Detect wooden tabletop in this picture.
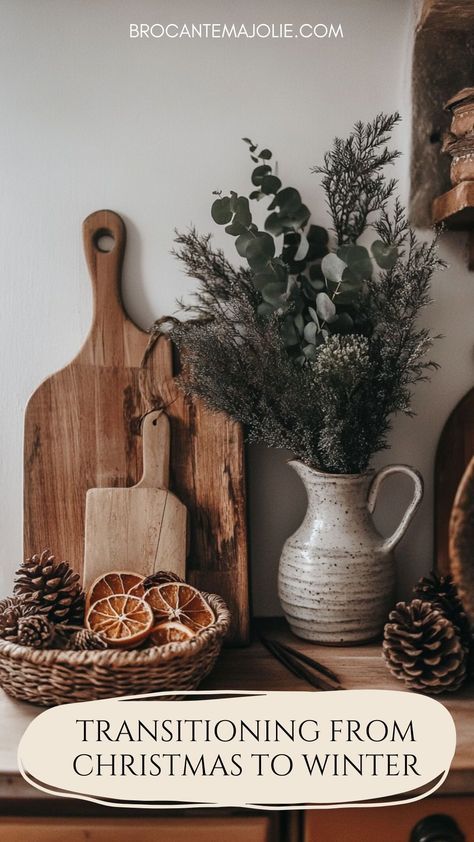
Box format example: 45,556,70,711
1,618,473,800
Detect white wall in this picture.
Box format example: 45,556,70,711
1,0,470,614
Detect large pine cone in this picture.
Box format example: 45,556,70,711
17,615,55,648
383,599,467,694
14,549,85,624
0,597,35,643
414,571,472,652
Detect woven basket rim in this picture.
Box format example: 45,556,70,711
0,591,230,668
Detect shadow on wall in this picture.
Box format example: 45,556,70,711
247,444,307,616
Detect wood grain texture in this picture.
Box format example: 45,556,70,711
434,387,474,575
0,817,274,842
449,455,474,621
24,210,249,643
305,797,473,842
432,182,474,228
84,411,187,587
418,0,474,31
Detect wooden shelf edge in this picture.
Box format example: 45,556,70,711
432,182,474,226
432,183,474,269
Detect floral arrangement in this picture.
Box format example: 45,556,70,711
163,114,443,474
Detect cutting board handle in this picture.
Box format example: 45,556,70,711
136,410,170,489
80,210,140,365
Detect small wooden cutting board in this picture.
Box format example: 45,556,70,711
83,410,187,589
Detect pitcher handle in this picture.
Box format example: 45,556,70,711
367,464,424,553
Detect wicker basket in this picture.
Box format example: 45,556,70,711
0,592,230,706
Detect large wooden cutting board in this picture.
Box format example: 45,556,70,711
24,209,249,643
434,386,474,574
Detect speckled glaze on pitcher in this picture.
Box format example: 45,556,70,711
278,462,423,645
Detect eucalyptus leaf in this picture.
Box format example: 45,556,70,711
306,225,329,260
235,231,255,258
268,187,302,214
234,196,252,227
371,240,399,270
316,291,337,322
251,164,272,186
225,220,246,236
211,197,232,225
294,233,309,261
265,212,285,237
303,321,318,344
261,174,282,195
259,148,272,160
253,270,280,291
307,276,325,291
337,244,372,281
321,253,347,285
294,313,305,336
246,233,275,269
308,306,319,324
303,344,319,360
262,281,287,306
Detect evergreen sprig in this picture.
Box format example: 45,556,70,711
165,115,443,474
312,113,401,245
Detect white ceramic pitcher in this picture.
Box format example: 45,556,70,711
278,462,424,645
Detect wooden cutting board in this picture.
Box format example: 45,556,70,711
24,209,249,643
435,386,474,574
84,410,187,589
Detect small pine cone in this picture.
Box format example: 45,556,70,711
143,570,184,590
413,571,472,651
383,599,467,695
17,614,55,648
66,629,107,651
14,549,85,624
0,597,35,643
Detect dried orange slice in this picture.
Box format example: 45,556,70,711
145,583,215,633
85,571,145,614
150,621,195,646
86,594,153,648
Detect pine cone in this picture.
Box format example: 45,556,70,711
414,571,472,651
143,570,184,590
14,549,85,624
17,615,55,648
66,629,107,651
383,599,467,694
0,597,35,643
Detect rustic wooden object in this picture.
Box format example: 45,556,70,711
434,387,474,575
432,182,474,270
23,210,249,643
418,0,474,31
0,817,275,842
84,410,187,588
410,3,473,228
449,455,474,621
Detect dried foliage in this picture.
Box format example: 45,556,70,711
167,116,444,474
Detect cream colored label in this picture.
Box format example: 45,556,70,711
18,690,455,809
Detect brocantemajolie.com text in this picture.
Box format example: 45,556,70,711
129,23,344,40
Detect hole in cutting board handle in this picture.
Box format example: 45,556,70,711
94,228,116,253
